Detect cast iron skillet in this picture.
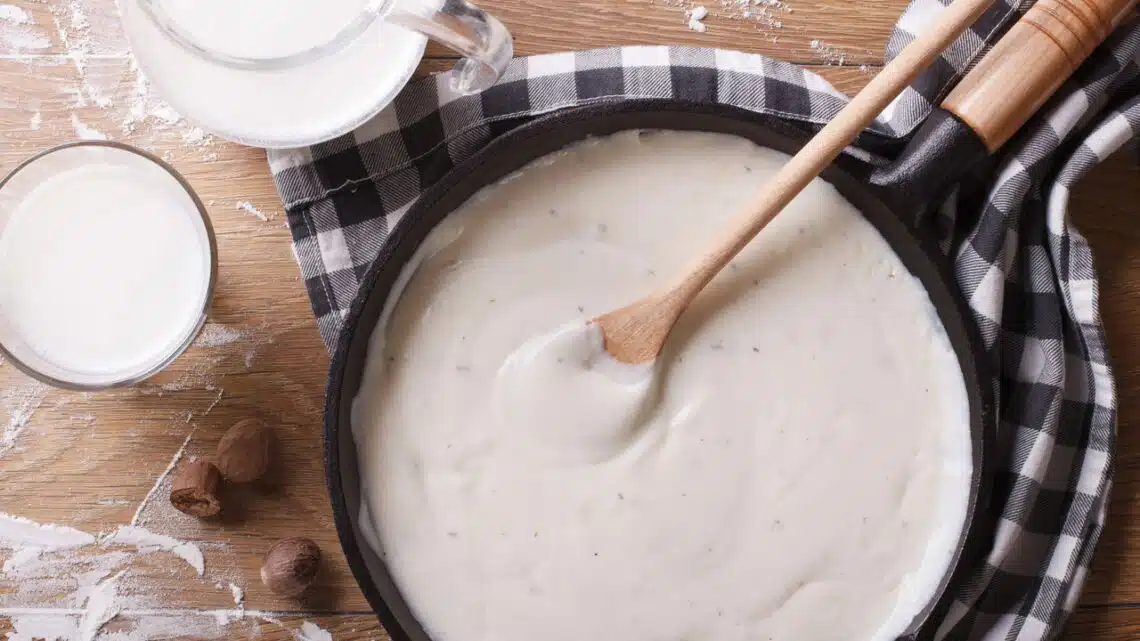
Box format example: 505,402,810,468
324,1,1123,636
325,97,996,641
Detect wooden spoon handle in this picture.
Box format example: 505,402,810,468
669,0,995,304
943,0,1139,152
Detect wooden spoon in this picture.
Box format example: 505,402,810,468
591,0,996,364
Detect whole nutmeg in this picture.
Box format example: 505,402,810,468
216,418,275,483
169,459,222,517
261,537,321,598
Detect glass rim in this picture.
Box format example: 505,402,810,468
0,140,219,391
135,0,389,71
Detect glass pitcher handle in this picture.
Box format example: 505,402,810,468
388,0,513,93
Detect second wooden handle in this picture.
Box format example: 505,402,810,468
942,0,1139,152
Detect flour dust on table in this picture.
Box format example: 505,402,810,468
354,131,973,641
0,508,339,641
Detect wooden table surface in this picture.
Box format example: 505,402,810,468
0,0,1137,639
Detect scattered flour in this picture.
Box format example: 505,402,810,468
236,201,270,222
0,4,31,25
0,512,96,551
0,3,50,52
3,0,221,159
810,38,849,65
77,570,126,641
295,621,334,641
686,5,708,32
1,381,50,457
229,583,244,609
100,526,205,576
71,112,108,140
181,126,209,145
190,322,274,370
0,509,249,640
659,0,791,38
196,324,251,348
129,428,196,526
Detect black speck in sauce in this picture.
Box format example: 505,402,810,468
745,166,752,172
752,346,759,353
456,365,471,372
711,341,724,350
597,223,608,233
447,531,458,537
549,208,558,216
489,298,497,303
618,492,624,500
577,305,584,313
752,279,760,286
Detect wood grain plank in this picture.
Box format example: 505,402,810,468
1066,605,1140,639
0,613,391,640
18,0,906,64
2,605,1138,640
1069,149,1140,607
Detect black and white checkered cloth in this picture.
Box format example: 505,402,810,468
268,0,1140,638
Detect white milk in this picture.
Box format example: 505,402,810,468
156,0,369,59
0,145,213,387
120,0,426,147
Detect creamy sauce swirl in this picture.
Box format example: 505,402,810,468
353,131,972,641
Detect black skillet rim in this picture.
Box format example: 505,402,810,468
324,98,996,641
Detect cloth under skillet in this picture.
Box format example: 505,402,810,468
267,0,1140,638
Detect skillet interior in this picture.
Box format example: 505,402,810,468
324,99,995,641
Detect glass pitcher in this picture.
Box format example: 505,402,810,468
119,0,513,147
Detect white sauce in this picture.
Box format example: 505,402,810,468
353,131,972,641
0,145,211,386
119,0,424,147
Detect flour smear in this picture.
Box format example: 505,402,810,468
0,0,221,161
657,0,792,40
0,320,294,640
0,509,336,641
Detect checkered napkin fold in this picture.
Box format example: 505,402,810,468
267,0,1140,638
